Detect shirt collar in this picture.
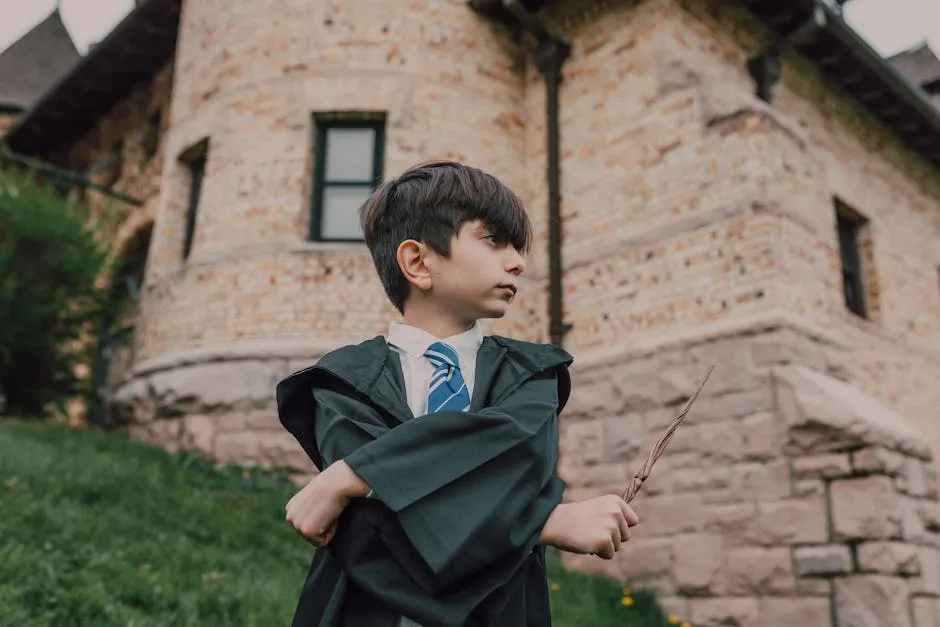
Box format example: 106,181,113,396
387,320,484,361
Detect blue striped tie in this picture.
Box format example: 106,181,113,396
424,341,471,413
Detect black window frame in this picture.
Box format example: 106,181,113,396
835,200,868,319
179,138,209,260
309,114,386,242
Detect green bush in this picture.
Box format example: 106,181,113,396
0,166,120,416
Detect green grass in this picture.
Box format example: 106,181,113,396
0,418,680,626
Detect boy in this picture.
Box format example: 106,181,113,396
276,161,639,627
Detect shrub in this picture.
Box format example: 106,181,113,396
0,165,120,416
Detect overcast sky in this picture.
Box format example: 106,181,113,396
0,0,938,60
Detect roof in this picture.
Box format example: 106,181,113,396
888,42,940,89
1,0,182,155
0,8,80,111
471,0,940,173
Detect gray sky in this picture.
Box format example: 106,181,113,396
0,0,938,62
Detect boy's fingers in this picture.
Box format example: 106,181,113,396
620,500,640,527
617,515,631,543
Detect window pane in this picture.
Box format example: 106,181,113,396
320,185,371,239
325,127,375,182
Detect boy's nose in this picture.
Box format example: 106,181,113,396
506,249,526,275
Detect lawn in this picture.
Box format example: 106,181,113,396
0,418,681,626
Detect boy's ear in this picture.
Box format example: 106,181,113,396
396,239,433,291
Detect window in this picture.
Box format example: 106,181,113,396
835,200,868,318
179,139,208,260
310,114,385,241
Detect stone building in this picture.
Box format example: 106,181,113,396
4,0,940,625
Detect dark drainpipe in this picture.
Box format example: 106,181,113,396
502,0,573,348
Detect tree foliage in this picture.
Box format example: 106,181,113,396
0,165,120,416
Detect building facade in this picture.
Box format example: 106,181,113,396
4,0,940,624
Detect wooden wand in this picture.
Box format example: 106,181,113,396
622,364,715,503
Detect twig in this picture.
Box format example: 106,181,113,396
622,364,715,503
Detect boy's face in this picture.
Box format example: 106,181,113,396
427,220,526,322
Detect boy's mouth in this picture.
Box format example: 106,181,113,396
496,284,518,297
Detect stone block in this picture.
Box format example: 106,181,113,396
672,533,726,595
831,476,903,540
601,414,646,462
748,497,829,545
181,414,217,456
857,542,921,575
620,535,674,580
912,597,940,627
834,575,912,627
919,500,940,532
691,387,775,423
774,366,931,459
794,454,853,479
919,548,940,595
564,377,625,419
759,597,832,625
853,447,907,476
738,412,783,461
726,547,795,594
729,460,792,501
794,544,853,577
633,494,706,536
672,466,731,494
690,597,759,627
560,420,602,464
897,459,930,497
704,502,758,538
903,496,930,543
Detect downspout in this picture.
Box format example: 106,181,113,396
502,0,573,348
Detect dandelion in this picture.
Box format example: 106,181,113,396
550,582,560,591
668,617,679,625
621,596,633,607
681,623,691,627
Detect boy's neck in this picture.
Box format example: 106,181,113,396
401,305,477,340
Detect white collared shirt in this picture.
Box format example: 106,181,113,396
387,320,484,417
385,321,484,627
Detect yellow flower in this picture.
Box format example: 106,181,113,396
681,623,691,627
550,582,560,591
668,617,679,625
621,596,634,607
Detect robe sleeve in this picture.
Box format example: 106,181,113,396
311,369,566,595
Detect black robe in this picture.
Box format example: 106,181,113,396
275,334,574,627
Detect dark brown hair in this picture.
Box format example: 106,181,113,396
359,160,531,313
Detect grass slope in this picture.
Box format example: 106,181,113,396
0,419,680,626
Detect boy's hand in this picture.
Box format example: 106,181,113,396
540,495,639,560
285,460,371,547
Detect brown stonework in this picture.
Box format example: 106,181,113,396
559,314,939,627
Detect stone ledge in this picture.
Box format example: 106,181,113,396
774,365,931,460
129,336,344,378
574,310,846,371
